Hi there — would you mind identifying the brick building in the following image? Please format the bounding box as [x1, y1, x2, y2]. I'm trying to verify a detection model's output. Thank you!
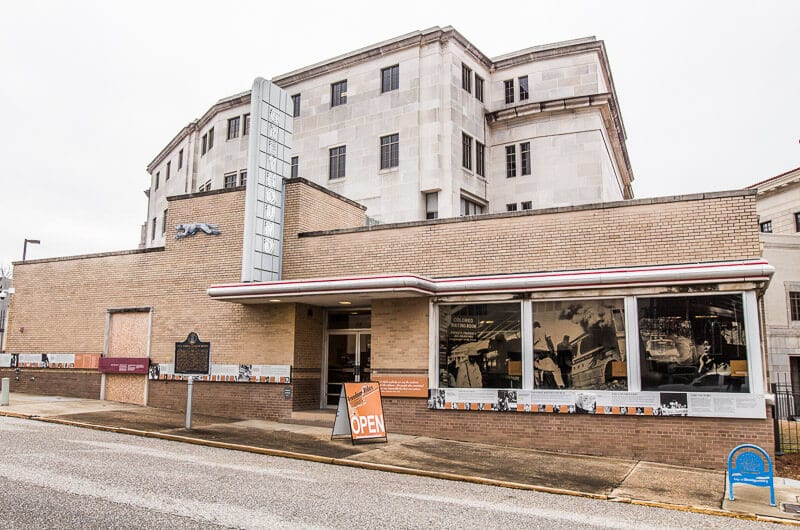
[3, 179, 775, 469]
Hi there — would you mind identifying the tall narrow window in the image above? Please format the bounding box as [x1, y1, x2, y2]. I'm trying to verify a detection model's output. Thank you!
[475, 75, 484, 102]
[243, 114, 250, 135]
[239, 170, 247, 186]
[208, 127, 214, 150]
[505, 145, 516, 178]
[795, 212, 800, 232]
[201, 134, 208, 155]
[331, 81, 347, 107]
[381, 65, 399, 93]
[520, 142, 531, 175]
[292, 94, 301, 117]
[519, 75, 529, 101]
[155, 172, 160, 190]
[178, 149, 183, 169]
[425, 192, 438, 220]
[166, 161, 171, 180]
[462, 133, 473, 170]
[475, 141, 485, 177]
[227, 116, 240, 139]
[224, 172, 237, 189]
[380, 134, 399, 169]
[504, 80, 514, 104]
[329, 146, 346, 179]
[461, 63, 472, 93]
[791, 292, 800, 321]
[291, 156, 299, 178]
[162, 209, 168, 234]
[151, 217, 157, 241]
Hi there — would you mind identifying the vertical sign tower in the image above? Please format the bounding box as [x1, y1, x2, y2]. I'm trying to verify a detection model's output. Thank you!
[241, 77, 293, 282]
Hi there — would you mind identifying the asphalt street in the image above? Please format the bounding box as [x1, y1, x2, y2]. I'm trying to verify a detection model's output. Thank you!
[0, 416, 786, 529]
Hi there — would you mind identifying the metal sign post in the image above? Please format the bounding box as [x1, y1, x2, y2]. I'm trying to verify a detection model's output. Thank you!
[185, 377, 195, 430]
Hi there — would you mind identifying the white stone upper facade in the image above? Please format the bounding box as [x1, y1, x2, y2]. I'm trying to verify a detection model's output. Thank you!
[142, 26, 634, 248]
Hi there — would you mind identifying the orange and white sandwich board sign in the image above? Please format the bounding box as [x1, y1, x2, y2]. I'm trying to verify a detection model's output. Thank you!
[332, 382, 387, 443]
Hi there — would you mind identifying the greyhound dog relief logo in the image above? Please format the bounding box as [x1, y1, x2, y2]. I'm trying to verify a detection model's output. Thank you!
[175, 223, 221, 239]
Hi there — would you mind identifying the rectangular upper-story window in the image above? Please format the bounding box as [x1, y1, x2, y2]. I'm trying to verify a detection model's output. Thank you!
[461, 63, 472, 93]
[227, 116, 240, 140]
[521, 201, 532, 210]
[462, 133, 473, 171]
[506, 145, 516, 178]
[166, 161, 171, 180]
[243, 114, 250, 136]
[506, 203, 517, 212]
[504, 80, 514, 104]
[151, 217, 157, 241]
[476, 141, 485, 177]
[201, 134, 208, 155]
[208, 127, 214, 150]
[178, 149, 183, 169]
[425, 192, 438, 220]
[519, 75, 529, 101]
[380, 134, 399, 169]
[381, 65, 399, 93]
[162, 209, 168, 234]
[291, 156, 299, 178]
[292, 94, 301, 117]
[796, 212, 800, 232]
[331, 81, 347, 107]
[520, 142, 531, 175]
[224, 172, 237, 189]
[460, 197, 484, 216]
[155, 171, 160, 190]
[329, 146, 346, 179]
[791, 292, 800, 322]
[760, 220, 773, 233]
[239, 170, 247, 186]
[475, 75, 484, 102]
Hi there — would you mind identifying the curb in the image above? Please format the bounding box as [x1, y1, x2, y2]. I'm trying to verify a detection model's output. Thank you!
[3, 410, 799, 526]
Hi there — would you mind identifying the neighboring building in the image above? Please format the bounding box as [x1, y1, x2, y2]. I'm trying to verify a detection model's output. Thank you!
[3, 181, 774, 470]
[142, 26, 634, 247]
[749, 166, 800, 390]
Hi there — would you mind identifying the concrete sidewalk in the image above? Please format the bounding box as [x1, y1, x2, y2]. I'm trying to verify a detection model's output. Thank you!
[1, 393, 798, 525]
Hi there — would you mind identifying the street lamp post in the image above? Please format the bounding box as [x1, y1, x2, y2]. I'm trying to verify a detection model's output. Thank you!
[22, 239, 40, 261]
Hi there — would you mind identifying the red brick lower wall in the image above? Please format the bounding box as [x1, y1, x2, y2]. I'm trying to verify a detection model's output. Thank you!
[382, 398, 774, 469]
[0, 369, 101, 399]
[147, 381, 293, 420]
[292, 378, 321, 411]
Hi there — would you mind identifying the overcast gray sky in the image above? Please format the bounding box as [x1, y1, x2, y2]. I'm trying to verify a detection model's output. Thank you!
[1, 0, 798, 270]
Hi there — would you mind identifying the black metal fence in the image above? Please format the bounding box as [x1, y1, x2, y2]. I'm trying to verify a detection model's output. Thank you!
[773, 375, 800, 453]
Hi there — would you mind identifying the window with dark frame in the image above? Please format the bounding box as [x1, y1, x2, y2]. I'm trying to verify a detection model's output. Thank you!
[178, 149, 183, 169]
[155, 172, 160, 190]
[291, 156, 299, 178]
[243, 114, 250, 136]
[331, 81, 347, 107]
[760, 220, 773, 233]
[381, 65, 399, 93]
[227, 116, 240, 140]
[329, 146, 346, 179]
[791, 292, 800, 321]
[380, 134, 399, 169]
[224, 173, 237, 189]
[504, 79, 514, 104]
[520, 142, 531, 175]
[208, 127, 214, 150]
[166, 161, 171, 180]
[425, 192, 438, 220]
[506, 203, 517, 212]
[476, 141, 485, 177]
[151, 217, 156, 240]
[796, 212, 800, 232]
[162, 209, 168, 234]
[239, 170, 247, 186]
[292, 94, 301, 117]
[461, 63, 472, 93]
[201, 134, 208, 155]
[519, 75, 529, 101]
[506, 145, 516, 178]
[521, 201, 532, 210]
[475, 75, 484, 102]
[462, 133, 473, 170]
[460, 197, 484, 216]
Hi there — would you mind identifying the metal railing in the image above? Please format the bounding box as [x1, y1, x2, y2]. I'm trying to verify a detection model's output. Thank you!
[772, 373, 800, 453]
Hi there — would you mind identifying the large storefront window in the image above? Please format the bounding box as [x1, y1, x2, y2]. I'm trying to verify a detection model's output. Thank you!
[439, 303, 521, 389]
[638, 294, 748, 392]
[532, 299, 626, 390]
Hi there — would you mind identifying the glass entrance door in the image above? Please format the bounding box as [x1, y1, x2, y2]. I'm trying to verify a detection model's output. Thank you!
[326, 332, 371, 406]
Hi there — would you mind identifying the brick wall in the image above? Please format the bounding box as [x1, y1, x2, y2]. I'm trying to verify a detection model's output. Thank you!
[291, 304, 323, 410]
[372, 299, 429, 372]
[148, 380, 293, 420]
[0, 369, 101, 399]
[382, 398, 774, 469]
[284, 192, 761, 279]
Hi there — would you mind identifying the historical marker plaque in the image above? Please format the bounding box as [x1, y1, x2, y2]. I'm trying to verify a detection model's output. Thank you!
[174, 332, 210, 375]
